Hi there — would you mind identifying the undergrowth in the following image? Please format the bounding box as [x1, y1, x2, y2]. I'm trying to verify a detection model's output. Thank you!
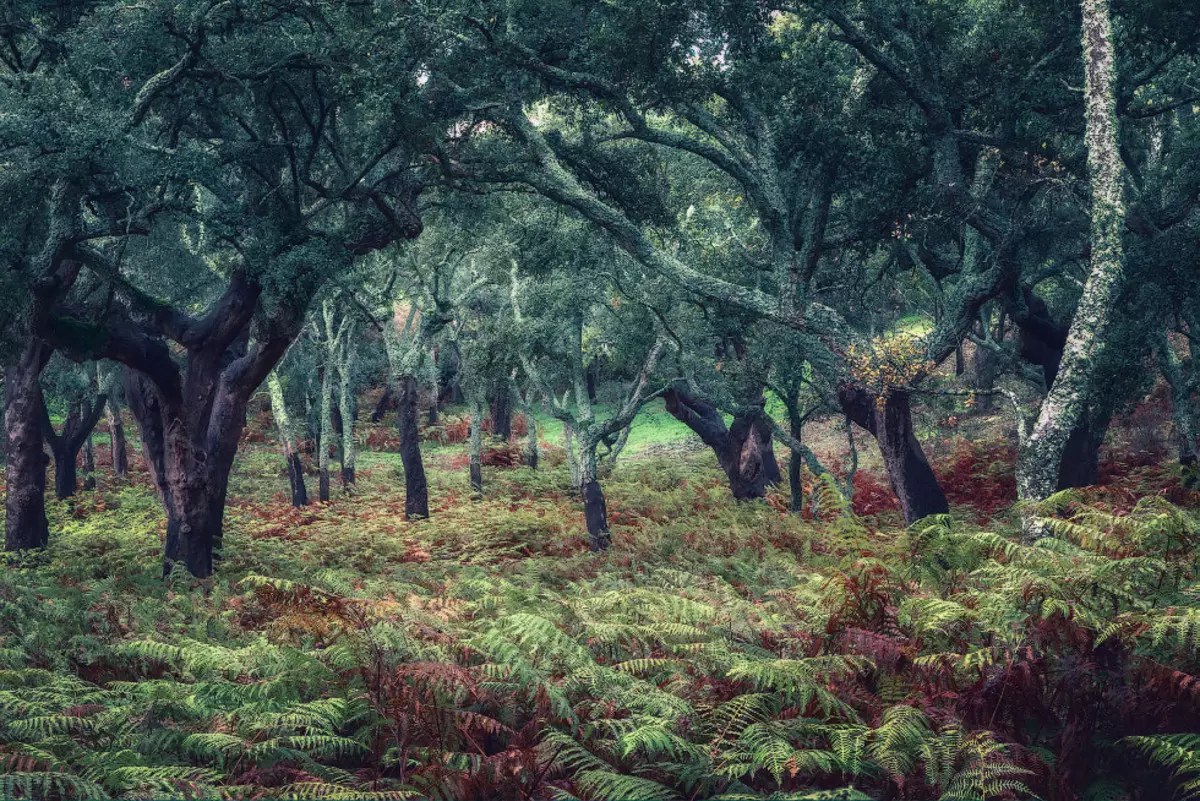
[0, 445, 1198, 800]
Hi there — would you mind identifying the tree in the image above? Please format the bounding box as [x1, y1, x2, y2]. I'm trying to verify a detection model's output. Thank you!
[267, 369, 309, 508]
[35, 1, 434, 576]
[1014, 0, 1128, 506]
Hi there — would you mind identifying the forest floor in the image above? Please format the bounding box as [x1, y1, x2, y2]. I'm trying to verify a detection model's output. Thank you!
[1, 401, 1199, 799]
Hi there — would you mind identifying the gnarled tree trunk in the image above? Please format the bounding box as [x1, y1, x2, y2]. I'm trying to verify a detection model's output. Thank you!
[663, 388, 770, 500]
[42, 390, 107, 500]
[1016, 0, 1127, 504]
[5, 339, 53, 551]
[839, 387, 949, 523]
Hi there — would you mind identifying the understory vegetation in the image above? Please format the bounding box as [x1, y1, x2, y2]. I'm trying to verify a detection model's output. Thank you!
[1, 418, 1198, 801]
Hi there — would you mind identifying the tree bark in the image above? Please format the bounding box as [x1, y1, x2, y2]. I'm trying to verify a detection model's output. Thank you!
[1016, 0, 1127, 504]
[490, 386, 512, 441]
[839, 387, 949, 523]
[396, 375, 429, 519]
[42, 390, 107, 500]
[469, 395, 484, 497]
[4, 339, 52, 551]
[268, 371, 309, 507]
[663, 388, 769, 500]
[578, 444, 610, 551]
[524, 408, 539, 469]
[337, 334, 358, 493]
[318, 363, 333, 502]
[370, 383, 394, 423]
[105, 393, 128, 477]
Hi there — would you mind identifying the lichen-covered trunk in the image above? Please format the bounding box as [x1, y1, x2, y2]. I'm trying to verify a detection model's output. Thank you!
[469, 396, 484, 497]
[4, 339, 51, 551]
[839, 387, 949, 524]
[318, 364, 333, 502]
[268, 372, 308, 507]
[337, 345, 357, 493]
[396, 375, 428, 519]
[525, 410, 539, 469]
[787, 413, 805, 514]
[1016, 0, 1126, 504]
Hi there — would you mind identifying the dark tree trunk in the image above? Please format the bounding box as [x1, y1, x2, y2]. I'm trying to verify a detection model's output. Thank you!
[50, 441, 77, 499]
[318, 468, 331, 502]
[43, 392, 107, 501]
[583, 479, 610, 551]
[427, 394, 439, 426]
[955, 345, 965, 376]
[107, 398, 128, 477]
[287, 453, 309, 507]
[490, 389, 512, 441]
[341, 465, 355, 490]
[1181, 440, 1199, 489]
[754, 416, 782, 487]
[370, 383, 395, 423]
[585, 360, 599, 404]
[663, 388, 768, 500]
[1057, 415, 1108, 489]
[4, 339, 52, 551]
[396, 375, 428, 519]
[839, 387, 949, 523]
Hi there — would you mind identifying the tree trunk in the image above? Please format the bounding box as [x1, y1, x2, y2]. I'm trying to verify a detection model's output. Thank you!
[1016, 0, 1126, 504]
[585, 360, 599, 403]
[469, 395, 484, 497]
[268, 371, 309, 507]
[839, 387, 949, 523]
[396, 375, 429, 519]
[579, 444, 609, 551]
[4, 339, 51, 551]
[105, 395, 128, 477]
[43, 390, 107, 501]
[663, 388, 768, 500]
[754, 416, 782, 487]
[525, 410, 539, 470]
[490, 388, 512, 441]
[81, 429, 96, 491]
[1057, 414, 1108, 489]
[371, 383, 394, 423]
[337, 338, 358, 493]
[318, 363, 333, 502]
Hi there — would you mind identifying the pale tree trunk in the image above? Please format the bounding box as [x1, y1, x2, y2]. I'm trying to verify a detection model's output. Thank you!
[337, 329, 358, 493]
[468, 394, 484, 497]
[105, 393, 128, 477]
[1016, 0, 1126, 507]
[525, 411, 539, 469]
[318, 363, 333, 502]
[268, 371, 309, 507]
